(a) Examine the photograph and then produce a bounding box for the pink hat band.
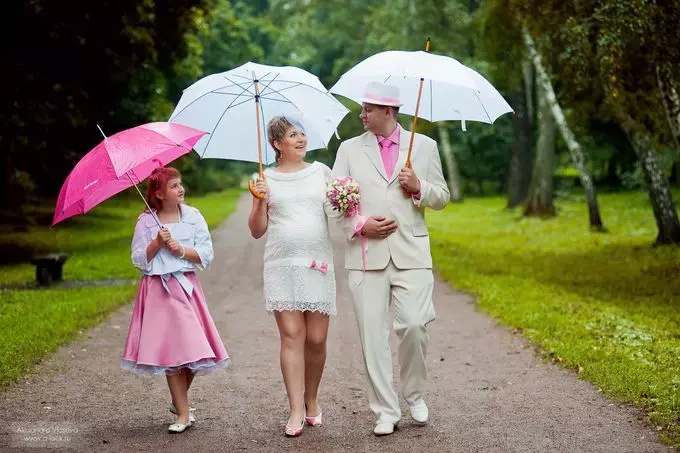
[363,93,400,105]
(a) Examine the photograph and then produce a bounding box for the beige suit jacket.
[332,128,450,270]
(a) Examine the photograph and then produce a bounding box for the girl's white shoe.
[168,419,192,433]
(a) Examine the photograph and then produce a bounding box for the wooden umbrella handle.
[402,38,431,197]
[248,177,265,199]
[250,79,266,199]
[404,37,431,169]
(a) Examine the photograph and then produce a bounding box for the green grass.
[0,189,242,388]
[429,191,680,447]
[0,286,137,387]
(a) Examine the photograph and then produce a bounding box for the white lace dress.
[263,161,337,315]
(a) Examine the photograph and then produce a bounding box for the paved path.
[0,195,670,452]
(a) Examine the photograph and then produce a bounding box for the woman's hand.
[253,177,268,200]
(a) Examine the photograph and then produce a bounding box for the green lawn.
[429,191,680,447]
[0,189,241,388]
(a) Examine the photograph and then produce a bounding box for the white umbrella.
[330,39,513,166]
[169,61,349,197]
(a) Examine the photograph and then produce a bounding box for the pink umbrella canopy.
[52,122,207,226]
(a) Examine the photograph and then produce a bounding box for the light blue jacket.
[131,204,213,294]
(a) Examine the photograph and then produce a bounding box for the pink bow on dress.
[309,260,329,274]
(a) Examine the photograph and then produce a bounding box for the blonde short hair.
[267,116,294,162]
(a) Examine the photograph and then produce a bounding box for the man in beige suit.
[332,82,449,436]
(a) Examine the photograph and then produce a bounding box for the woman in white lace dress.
[248,116,339,437]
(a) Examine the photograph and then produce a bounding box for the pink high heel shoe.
[305,411,323,427]
[284,419,304,437]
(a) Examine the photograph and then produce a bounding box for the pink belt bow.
[309,260,329,274]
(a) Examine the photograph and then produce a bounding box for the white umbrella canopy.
[169,61,350,165]
[330,50,513,124]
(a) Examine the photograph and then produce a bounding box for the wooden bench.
[30,253,69,286]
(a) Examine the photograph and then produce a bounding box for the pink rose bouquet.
[326,176,360,217]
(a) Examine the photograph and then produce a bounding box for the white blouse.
[131,204,213,294]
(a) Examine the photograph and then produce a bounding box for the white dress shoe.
[168,419,192,433]
[373,422,396,436]
[409,400,429,424]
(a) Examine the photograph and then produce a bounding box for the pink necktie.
[379,138,393,178]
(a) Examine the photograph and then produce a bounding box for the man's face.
[360,103,392,133]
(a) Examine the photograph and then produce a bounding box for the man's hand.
[360,216,398,239]
[398,167,421,194]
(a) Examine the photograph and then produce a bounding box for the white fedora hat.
[360,81,402,107]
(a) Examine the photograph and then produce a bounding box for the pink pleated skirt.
[121,273,230,376]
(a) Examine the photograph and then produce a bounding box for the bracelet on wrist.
[179,245,185,259]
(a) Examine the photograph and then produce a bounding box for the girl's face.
[157,177,184,208]
[274,126,308,162]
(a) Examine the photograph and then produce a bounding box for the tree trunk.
[523,59,534,126]
[507,81,532,208]
[437,124,463,202]
[523,27,605,230]
[656,62,680,148]
[618,113,680,245]
[524,82,556,216]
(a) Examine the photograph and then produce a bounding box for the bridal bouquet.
[327,176,360,217]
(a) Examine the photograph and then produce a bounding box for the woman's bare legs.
[303,312,329,417]
[274,311,307,428]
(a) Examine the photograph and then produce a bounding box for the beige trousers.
[348,260,436,424]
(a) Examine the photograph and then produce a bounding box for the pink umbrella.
[52,122,207,227]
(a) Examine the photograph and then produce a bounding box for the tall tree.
[523,28,604,229]
[524,79,556,216]
[506,64,533,208]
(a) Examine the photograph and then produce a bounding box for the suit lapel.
[388,128,412,186]
[362,133,389,182]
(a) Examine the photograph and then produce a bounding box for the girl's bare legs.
[167,373,190,424]
[186,369,195,392]
[303,312,329,417]
[171,369,195,412]
[274,311,307,428]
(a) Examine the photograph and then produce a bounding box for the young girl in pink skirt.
[121,166,229,433]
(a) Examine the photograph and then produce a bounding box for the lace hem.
[265,301,336,316]
[120,357,230,377]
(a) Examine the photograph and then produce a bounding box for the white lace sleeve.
[321,163,342,219]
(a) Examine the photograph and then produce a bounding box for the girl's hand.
[167,238,182,256]
[155,230,167,248]
[159,228,172,244]
[253,177,268,200]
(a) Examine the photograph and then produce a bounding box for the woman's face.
[274,125,307,162]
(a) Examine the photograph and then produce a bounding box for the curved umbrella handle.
[249,180,265,199]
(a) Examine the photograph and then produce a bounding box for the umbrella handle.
[250,78,266,200]
[249,179,266,199]
[402,37,431,197]
[249,169,266,199]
